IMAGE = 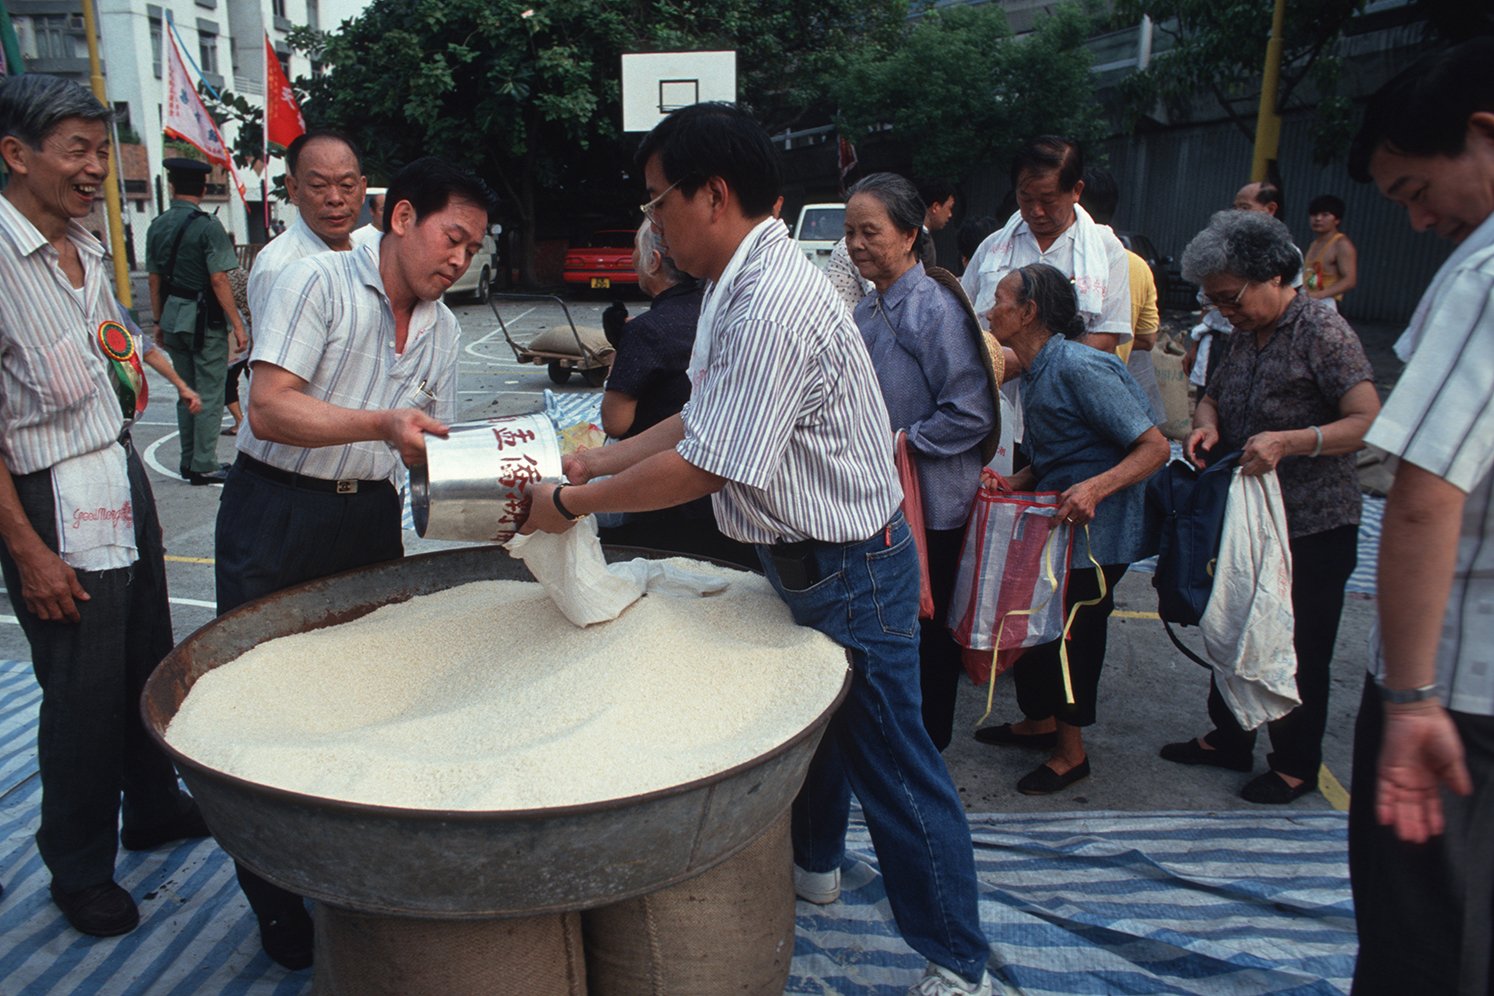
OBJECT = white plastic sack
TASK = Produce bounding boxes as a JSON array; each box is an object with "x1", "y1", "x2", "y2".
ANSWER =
[
  {"x1": 1199, "y1": 469, "x2": 1300, "y2": 730},
  {"x1": 505, "y1": 516, "x2": 729, "y2": 627},
  {"x1": 983, "y1": 393, "x2": 1018, "y2": 478}
]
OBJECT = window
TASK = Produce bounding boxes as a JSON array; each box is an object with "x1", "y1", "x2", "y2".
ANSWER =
[
  {"x1": 272, "y1": 0, "x2": 287, "y2": 17},
  {"x1": 32, "y1": 16, "x2": 72, "y2": 60},
  {"x1": 150, "y1": 15, "x2": 162, "y2": 78},
  {"x1": 307, "y1": 0, "x2": 320, "y2": 30},
  {"x1": 199, "y1": 31, "x2": 218, "y2": 75}
]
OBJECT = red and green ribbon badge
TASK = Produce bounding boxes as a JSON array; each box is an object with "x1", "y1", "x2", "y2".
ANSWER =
[{"x1": 96, "y1": 320, "x2": 147, "y2": 420}]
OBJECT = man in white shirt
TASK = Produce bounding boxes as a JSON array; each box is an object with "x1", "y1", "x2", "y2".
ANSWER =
[
  {"x1": 522, "y1": 103, "x2": 997, "y2": 996},
  {"x1": 351, "y1": 187, "x2": 386, "y2": 249},
  {"x1": 1344, "y1": 36, "x2": 1494, "y2": 994},
  {"x1": 214, "y1": 156, "x2": 494, "y2": 970},
  {"x1": 0, "y1": 73, "x2": 207, "y2": 941},
  {"x1": 247, "y1": 130, "x2": 366, "y2": 318}
]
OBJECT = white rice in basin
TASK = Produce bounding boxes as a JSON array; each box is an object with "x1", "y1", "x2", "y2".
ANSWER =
[{"x1": 166, "y1": 562, "x2": 847, "y2": 811}]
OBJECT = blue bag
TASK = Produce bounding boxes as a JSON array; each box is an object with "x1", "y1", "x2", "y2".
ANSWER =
[{"x1": 1147, "y1": 450, "x2": 1243, "y2": 629}]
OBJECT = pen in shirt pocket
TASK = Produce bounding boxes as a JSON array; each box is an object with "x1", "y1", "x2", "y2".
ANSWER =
[{"x1": 409, "y1": 378, "x2": 438, "y2": 409}]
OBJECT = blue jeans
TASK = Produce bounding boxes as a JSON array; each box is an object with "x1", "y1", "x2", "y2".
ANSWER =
[{"x1": 757, "y1": 511, "x2": 990, "y2": 981}]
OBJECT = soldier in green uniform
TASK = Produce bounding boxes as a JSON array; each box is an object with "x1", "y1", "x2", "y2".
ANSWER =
[{"x1": 145, "y1": 158, "x2": 246, "y2": 485}]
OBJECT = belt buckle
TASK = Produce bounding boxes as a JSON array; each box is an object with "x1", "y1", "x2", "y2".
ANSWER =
[{"x1": 336, "y1": 479, "x2": 358, "y2": 494}]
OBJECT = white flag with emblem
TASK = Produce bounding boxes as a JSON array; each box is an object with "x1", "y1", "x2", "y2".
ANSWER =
[{"x1": 162, "y1": 30, "x2": 246, "y2": 201}]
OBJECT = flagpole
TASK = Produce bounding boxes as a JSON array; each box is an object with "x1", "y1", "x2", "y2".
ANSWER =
[
  {"x1": 80, "y1": 0, "x2": 132, "y2": 307},
  {"x1": 262, "y1": 33, "x2": 270, "y2": 237}
]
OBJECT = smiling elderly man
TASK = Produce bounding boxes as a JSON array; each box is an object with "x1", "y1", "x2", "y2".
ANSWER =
[
  {"x1": 0, "y1": 74, "x2": 208, "y2": 939},
  {"x1": 214, "y1": 156, "x2": 496, "y2": 970},
  {"x1": 247, "y1": 130, "x2": 366, "y2": 318}
]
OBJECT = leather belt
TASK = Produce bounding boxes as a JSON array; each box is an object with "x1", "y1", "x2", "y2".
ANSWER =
[{"x1": 235, "y1": 454, "x2": 389, "y2": 496}]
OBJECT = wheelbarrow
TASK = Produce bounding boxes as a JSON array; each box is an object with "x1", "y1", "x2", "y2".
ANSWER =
[{"x1": 489, "y1": 293, "x2": 614, "y2": 387}]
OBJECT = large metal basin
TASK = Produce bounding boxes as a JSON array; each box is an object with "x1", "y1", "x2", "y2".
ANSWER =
[{"x1": 142, "y1": 545, "x2": 849, "y2": 919}]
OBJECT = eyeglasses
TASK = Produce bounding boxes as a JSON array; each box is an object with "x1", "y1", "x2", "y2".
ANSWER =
[
  {"x1": 639, "y1": 177, "x2": 686, "y2": 222},
  {"x1": 1202, "y1": 281, "x2": 1253, "y2": 311}
]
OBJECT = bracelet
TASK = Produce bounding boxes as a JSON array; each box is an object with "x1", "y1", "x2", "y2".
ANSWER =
[
  {"x1": 1308, "y1": 425, "x2": 1323, "y2": 459},
  {"x1": 551, "y1": 484, "x2": 580, "y2": 521},
  {"x1": 1376, "y1": 681, "x2": 1439, "y2": 705}
]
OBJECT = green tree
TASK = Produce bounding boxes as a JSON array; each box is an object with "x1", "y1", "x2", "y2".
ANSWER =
[
  {"x1": 297, "y1": 0, "x2": 904, "y2": 284},
  {"x1": 834, "y1": 4, "x2": 1105, "y2": 184},
  {"x1": 1114, "y1": 0, "x2": 1366, "y2": 164}
]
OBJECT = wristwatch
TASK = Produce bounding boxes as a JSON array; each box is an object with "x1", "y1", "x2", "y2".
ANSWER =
[
  {"x1": 551, "y1": 484, "x2": 580, "y2": 521},
  {"x1": 1376, "y1": 680, "x2": 1439, "y2": 704}
]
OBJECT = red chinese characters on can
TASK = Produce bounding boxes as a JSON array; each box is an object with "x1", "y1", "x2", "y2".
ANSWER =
[{"x1": 492, "y1": 426, "x2": 538, "y2": 451}]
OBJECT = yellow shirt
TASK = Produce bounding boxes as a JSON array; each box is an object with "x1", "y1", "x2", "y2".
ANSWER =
[{"x1": 1120, "y1": 251, "x2": 1158, "y2": 364}]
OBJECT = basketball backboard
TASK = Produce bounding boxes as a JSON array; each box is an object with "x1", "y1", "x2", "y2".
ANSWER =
[{"x1": 621, "y1": 51, "x2": 737, "y2": 133}]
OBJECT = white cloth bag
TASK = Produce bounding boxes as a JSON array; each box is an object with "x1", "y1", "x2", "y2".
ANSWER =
[
  {"x1": 505, "y1": 516, "x2": 729, "y2": 627},
  {"x1": 1199, "y1": 469, "x2": 1300, "y2": 730}
]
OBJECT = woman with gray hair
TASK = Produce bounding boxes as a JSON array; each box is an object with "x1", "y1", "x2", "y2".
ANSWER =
[
  {"x1": 974, "y1": 263, "x2": 1168, "y2": 794},
  {"x1": 1159, "y1": 210, "x2": 1381, "y2": 804},
  {"x1": 842, "y1": 172, "x2": 999, "y2": 752}
]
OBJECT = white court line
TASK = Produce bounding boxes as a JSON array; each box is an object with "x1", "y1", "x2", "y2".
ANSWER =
[
  {"x1": 0, "y1": 589, "x2": 215, "y2": 627},
  {"x1": 463, "y1": 305, "x2": 535, "y2": 359}
]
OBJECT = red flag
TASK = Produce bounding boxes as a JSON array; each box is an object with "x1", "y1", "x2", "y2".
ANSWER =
[{"x1": 264, "y1": 35, "x2": 305, "y2": 149}]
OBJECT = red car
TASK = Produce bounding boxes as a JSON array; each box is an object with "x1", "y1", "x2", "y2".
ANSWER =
[{"x1": 562, "y1": 229, "x2": 639, "y2": 291}]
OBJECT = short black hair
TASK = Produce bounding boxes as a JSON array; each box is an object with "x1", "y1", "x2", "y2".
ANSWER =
[
  {"x1": 958, "y1": 215, "x2": 998, "y2": 265},
  {"x1": 1010, "y1": 136, "x2": 1083, "y2": 192},
  {"x1": 384, "y1": 156, "x2": 498, "y2": 230},
  {"x1": 634, "y1": 102, "x2": 782, "y2": 218},
  {"x1": 170, "y1": 172, "x2": 206, "y2": 197},
  {"x1": 1251, "y1": 182, "x2": 1284, "y2": 215},
  {"x1": 914, "y1": 177, "x2": 955, "y2": 209},
  {"x1": 1078, "y1": 168, "x2": 1119, "y2": 224},
  {"x1": 0, "y1": 74, "x2": 111, "y2": 149},
  {"x1": 1308, "y1": 194, "x2": 1345, "y2": 220},
  {"x1": 1348, "y1": 37, "x2": 1494, "y2": 183},
  {"x1": 285, "y1": 129, "x2": 363, "y2": 177}
]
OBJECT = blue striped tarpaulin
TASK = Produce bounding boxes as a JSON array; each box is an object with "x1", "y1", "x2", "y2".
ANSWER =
[{"x1": 0, "y1": 659, "x2": 1357, "y2": 993}]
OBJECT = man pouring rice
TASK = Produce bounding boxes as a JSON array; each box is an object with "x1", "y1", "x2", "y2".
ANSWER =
[{"x1": 521, "y1": 103, "x2": 998, "y2": 996}]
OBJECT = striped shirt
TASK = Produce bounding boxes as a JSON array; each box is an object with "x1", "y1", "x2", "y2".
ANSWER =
[
  {"x1": 248, "y1": 214, "x2": 338, "y2": 321},
  {"x1": 1366, "y1": 223, "x2": 1494, "y2": 717},
  {"x1": 678, "y1": 220, "x2": 901, "y2": 545},
  {"x1": 0, "y1": 195, "x2": 125, "y2": 475},
  {"x1": 239, "y1": 241, "x2": 459, "y2": 482}
]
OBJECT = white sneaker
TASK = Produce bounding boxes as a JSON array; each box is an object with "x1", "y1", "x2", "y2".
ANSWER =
[
  {"x1": 792, "y1": 864, "x2": 840, "y2": 904},
  {"x1": 908, "y1": 962, "x2": 997, "y2": 996}
]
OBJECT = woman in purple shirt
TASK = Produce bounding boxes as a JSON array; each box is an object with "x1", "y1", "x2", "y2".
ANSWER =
[{"x1": 845, "y1": 172, "x2": 998, "y2": 751}]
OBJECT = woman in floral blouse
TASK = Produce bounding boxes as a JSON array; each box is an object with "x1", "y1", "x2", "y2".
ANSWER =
[{"x1": 1160, "y1": 210, "x2": 1381, "y2": 804}]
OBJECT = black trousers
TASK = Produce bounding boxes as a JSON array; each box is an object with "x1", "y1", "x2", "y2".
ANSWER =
[
  {"x1": 0, "y1": 443, "x2": 190, "y2": 891},
  {"x1": 1203, "y1": 524, "x2": 1357, "y2": 782},
  {"x1": 918, "y1": 526, "x2": 967, "y2": 752},
  {"x1": 214, "y1": 458, "x2": 404, "y2": 919},
  {"x1": 1013, "y1": 563, "x2": 1129, "y2": 728},
  {"x1": 1349, "y1": 679, "x2": 1494, "y2": 995}
]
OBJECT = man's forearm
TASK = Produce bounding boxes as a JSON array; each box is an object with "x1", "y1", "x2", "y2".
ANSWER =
[
  {"x1": 583, "y1": 414, "x2": 685, "y2": 478},
  {"x1": 1377, "y1": 462, "x2": 1465, "y2": 691},
  {"x1": 209, "y1": 271, "x2": 245, "y2": 333},
  {"x1": 564, "y1": 449, "x2": 723, "y2": 516},
  {"x1": 249, "y1": 384, "x2": 391, "y2": 449},
  {"x1": 0, "y1": 460, "x2": 46, "y2": 561}
]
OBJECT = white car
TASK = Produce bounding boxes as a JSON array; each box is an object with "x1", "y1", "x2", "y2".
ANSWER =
[{"x1": 793, "y1": 203, "x2": 845, "y2": 271}]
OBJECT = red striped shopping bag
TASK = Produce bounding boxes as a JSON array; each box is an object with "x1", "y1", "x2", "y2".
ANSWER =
[{"x1": 948, "y1": 472, "x2": 1074, "y2": 721}]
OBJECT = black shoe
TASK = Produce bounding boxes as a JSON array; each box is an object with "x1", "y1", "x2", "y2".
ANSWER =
[
  {"x1": 1240, "y1": 771, "x2": 1316, "y2": 805},
  {"x1": 1159, "y1": 737, "x2": 1254, "y2": 772},
  {"x1": 121, "y1": 800, "x2": 212, "y2": 851},
  {"x1": 259, "y1": 906, "x2": 314, "y2": 970},
  {"x1": 973, "y1": 723, "x2": 1058, "y2": 749},
  {"x1": 50, "y1": 880, "x2": 139, "y2": 937},
  {"x1": 1016, "y1": 758, "x2": 1091, "y2": 796},
  {"x1": 186, "y1": 468, "x2": 229, "y2": 486}
]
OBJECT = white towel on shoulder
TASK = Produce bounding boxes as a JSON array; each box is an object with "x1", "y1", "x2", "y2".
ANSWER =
[{"x1": 982, "y1": 203, "x2": 1112, "y2": 323}]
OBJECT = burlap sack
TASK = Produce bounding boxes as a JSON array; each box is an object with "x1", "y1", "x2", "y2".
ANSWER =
[
  {"x1": 1153, "y1": 335, "x2": 1194, "y2": 441},
  {"x1": 312, "y1": 906, "x2": 587, "y2": 996},
  {"x1": 582, "y1": 810, "x2": 794, "y2": 995},
  {"x1": 528, "y1": 325, "x2": 613, "y2": 360}
]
